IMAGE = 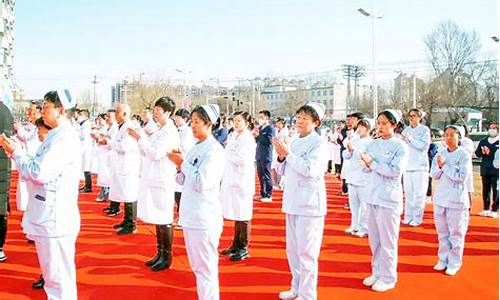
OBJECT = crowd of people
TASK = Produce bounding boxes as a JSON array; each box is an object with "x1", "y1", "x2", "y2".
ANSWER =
[{"x1": 0, "y1": 90, "x2": 498, "y2": 300}]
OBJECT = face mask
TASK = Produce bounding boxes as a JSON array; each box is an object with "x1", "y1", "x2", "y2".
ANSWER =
[
  {"x1": 488, "y1": 129, "x2": 498, "y2": 137},
  {"x1": 258, "y1": 119, "x2": 265, "y2": 126}
]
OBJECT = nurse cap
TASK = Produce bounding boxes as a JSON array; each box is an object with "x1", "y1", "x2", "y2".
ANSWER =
[
  {"x1": 381, "y1": 109, "x2": 402, "y2": 124},
  {"x1": 306, "y1": 102, "x2": 326, "y2": 120},
  {"x1": 200, "y1": 104, "x2": 220, "y2": 124},
  {"x1": 56, "y1": 89, "x2": 76, "y2": 110}
]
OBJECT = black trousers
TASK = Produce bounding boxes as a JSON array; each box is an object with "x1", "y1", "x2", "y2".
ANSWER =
[
  {"x1": 0, "y1": 202, "x2": 9, "y2": 248},
  {"x1": 426, "y1": 176, "x2": 433, "y2": 197},
  {"x1": 482, "y1": 175, "x2": 499, "y2": 212},
  {"x1": 256, "y1": 159, "x2": 272, "y2": 198}
]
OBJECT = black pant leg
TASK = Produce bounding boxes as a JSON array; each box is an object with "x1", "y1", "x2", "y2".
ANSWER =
[
  {"x1": 482, "y1": 176, "x2": 493, "y2": 210},
  {"x1": 0, "y1": 215, "x2": 6, "y2": 248},
  {"x1": 491, "y1": 176, "x2": 499, "y2": 212},
  {"x1": 262, "y1": 161, "x2": 273, "y2": 198}
]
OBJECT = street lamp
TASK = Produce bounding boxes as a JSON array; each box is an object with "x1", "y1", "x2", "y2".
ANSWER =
[{"x1": 357, "y1": 3, "x2": 383, "y2": 118}]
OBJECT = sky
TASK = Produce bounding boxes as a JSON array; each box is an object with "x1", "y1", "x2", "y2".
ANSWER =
[{"x1": 13, "y1": 0, "x2": 499, "y2": 105}]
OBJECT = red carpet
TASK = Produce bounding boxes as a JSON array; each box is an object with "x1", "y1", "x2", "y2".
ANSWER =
[{"x1": 0, "y1": 172, "x2": 498, "y2": 299}]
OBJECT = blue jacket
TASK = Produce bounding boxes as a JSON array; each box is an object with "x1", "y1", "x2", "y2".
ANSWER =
[
  {"x1": 475, "y1": 138, "x2": 499, "y2": 176},
  {"x1": 255, "y1": 124, "x2": 275, "y2": 162}
]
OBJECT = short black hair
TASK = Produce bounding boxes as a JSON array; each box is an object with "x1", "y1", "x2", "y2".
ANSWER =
[
  {"x1": 43, "y1": 91, "x2": 64, "y2": 108},
  {"x1": 30, "y1": 100, "x2": 42, "y2": 111},
  {"x1": 154, "y1": 96, "x2": 176, "y2": 114},
  {"x1": 259, "y1": 110, "x2": 271, "y2": 118},
  {"x1": 174, "y1": 108, "x2": 191, "y2": 120},
  {"x1": 34, "y1": 117, "x2": 52, "y2": 130},
  {"x1": 296, "y1": 105, "x2": 321, "y2": 126},
  {"x1": 276, "y1": 117, "x2": 286, "y2": 125},
  {"x1": 107, "y1": 108, "x2": 116, "y2": 113},
  {"x1": 408, "y1": 108, "x2": 423, "y2": 118},
  {"x1": 350, "y1": 112, "x2": 365, "y2": 120},
  {"x1": 192, "y1": 105, "x2": 214, "y2": 126}
]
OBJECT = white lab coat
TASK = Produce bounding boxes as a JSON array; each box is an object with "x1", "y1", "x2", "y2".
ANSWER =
[
  {"x1": 402, "y1": 124, "x2": 431, "y2": 225},
  {"x1": 272, "y1": 127, "x2": 290, "y2": 169},
  {"x1": 277, "y1": 131, "x2": 329, "y2": 300},
  {"x1": 364, "y1": 136, "x2": 408, "y2": 285},
  {"x1": 430, "y1": 147, "x2": 471, "y2": 271},
  {"x1": 220, "y1": 130, "x2": 256, "y2": 221},
  {"x1": 90, "y1": 124, "x2": 108, "y2": 174},
  {"x1": 342, "y1": 136, "x2": 372, "y2": 233},
  {"x1": 175, "y1": 123, "x2": 196, "y2": 193},
  {"x1": 137, "y1": 120, "x2": 180, "y2": 225},
  {"x1": 12, "y1": 121, "x2": 81, "y2": 300},
  {"x1": 109, "y1": 120, "x2": 141, "y2": 203},
  {"x1": 327, "y1": 131, "x2": 341, "y2": 165},
  {"x1": 96, "y1": 123, "x2": 118, "y2": 188},
  {"x1": 15, "y1": 123, "x2": 41, "y2": 211},
  {"x1": 340, "y1": 129, "x2": 357, "y2": 180},
  {"x1": 79, "y1": 119, "x2": 93, "y2": 172},
  {"x1": 179, "y1": 135, "x2": 225, "y2": 300}
]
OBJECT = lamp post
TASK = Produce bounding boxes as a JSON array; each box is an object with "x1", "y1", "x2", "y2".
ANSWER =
[{"x1": 358, "y1": 3, "x2": 382, "y2": 118}]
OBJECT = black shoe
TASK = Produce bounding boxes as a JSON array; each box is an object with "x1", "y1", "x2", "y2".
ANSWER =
[
  {"x1": 220, "y1": 245, "x2": 237, "y2": 256},
  {"x1": 27, "y1": 239, "x2": 35, "y2": 244},
  {"x1": 32, "y1": 275, "x2": 44, "y2": 289},
  {"x1": 106, "y1": 210, "x2": 120, "y2": 217},
  {"x1": 230, "y1": 248, "x2": 249, "y2": 262},
  {"x1": 150, "y1": 225, "x2": 173, "y2": 271},
  {"x1": 103, "y1": 207, "x2": 111, "y2": 212},
  {"x1": 113, "y1": 221, "x2": 125, "y2": 229},
  {"x1": 150, "y1": 250, "x2": 172, "y2": 271},
  {"x1": 79, "y1": 187, "x2": 92, "y2": 193},
  {"x1": 117, "y1": 226, "x2": 136, "y2": 235}
]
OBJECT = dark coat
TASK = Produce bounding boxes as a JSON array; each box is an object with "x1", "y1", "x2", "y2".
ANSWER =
[{"x1": 0, "y1": 101, "x2": 13, "y2": 214}]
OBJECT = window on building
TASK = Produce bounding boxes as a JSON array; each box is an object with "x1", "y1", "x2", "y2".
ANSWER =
[
  {"x1": 323, "y1": 90, "x2": 327, "y2": 96},
  {"x1": 330, "y1": 89, "x2": 334, "y2": 95}
]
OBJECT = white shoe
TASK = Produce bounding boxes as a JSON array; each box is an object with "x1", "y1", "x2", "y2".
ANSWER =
[
  {"x1": 260, "y1": 197, "x2": 272, "y2": 203},
  {"x1": 354, "y1": 231, "x2": 367, "y2": 238},
  {"x1": 433, "y1": 261, "x2": 447, "y2": 271},
  {"x1": 478, "y1": 210, "x2": 492, "y2": 217},
  {"x1": 401, "y1": 219, "x2": 410, "y2": 225},
  {"x1": 372, "y1": 280, "x2": 395, "y2": 292},
  {"x1": 344, "y1": 227, "x2": 356, "y2": 234},
  {"x1": 0, "y1": 250, "x2": 6, "y2": 262},
  {"x1": 445, "y1": 267, "x2": 460, "y2": 276},
  {"x1": 278, "y1": 290, "x2": 297, "y2": 300},
  {"x1": 489, "y1": 211, "x2": 498, "y2": 219},
  {"x1": 409, "y1": 221, "x2": 420, "y2": 227},
  {"x1": 425, "y1": 196, "x2": 433, "y2": 205},
  {"x1": 362, "y1": 274, "x2": 378, "y2": 286}
]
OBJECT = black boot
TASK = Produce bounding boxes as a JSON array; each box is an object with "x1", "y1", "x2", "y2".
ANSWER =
[
  {"x1": 79, "y1": 172, "x2": 92, "y2": 192},
  {"x1": 151, "y1": 224, "x2": 173, "y2": 271},
  {"x1": 117, "y1": 202, "x2": 137, "y2": 235},
  {"x1": 221, "y1": 221, "x2": 239, "y2": 256},
  {"x1": 145, "y1": 225, "x2": 162, "y2": 267},
  {"x1": 113, "y1": 220, "x2": 126, "y2": 230},
  {"x1": 32, "y1": 275, "x2": 44, "y2": 289},
  {"x1": 230, "y1": 221, "x2": 250, "y2": 261}
]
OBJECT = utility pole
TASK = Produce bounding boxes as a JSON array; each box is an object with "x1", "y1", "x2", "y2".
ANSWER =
[
  {"x1": 342, "y1": 65, "x2": 352, "y2": 114},
  {"x1": 352, "y1": 66, "x2": 365, "y2": 112},
  {"x1": 91, "y1": 75, "x2": 98, "y2": 117}
]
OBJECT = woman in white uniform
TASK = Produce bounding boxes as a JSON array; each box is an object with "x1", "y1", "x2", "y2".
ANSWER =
[
  {"x1": 95, "y1": 109, "x2": 118, "y2": 203},
  {"x1": 220, "y1": 111, "x2": 256, "y2": 261},
  {"x1": 168, "y1": 104, "x2": 225, "y2": 300},
  {"x1": 401, "y1": 108, "x2": 431, "y2": 227},
  {"x1": 0, "y1": 90, "x2": 81, "y2": 300},
  {"x1": 342, "y1": 119, "x2": 372, "y2": 238},
  {"x1": 458, "y1": 125, "x2": 475, "y2": 208},
  {"x1": 129, "y1": 97, "x2": 180, "y2": 272},
  {"x1": 430, "y1": 125, "x2": 472, "y2": 276},
  {"x1": 359, "y1": 109, "x2": 408, "y2": 292},
  {"x1": 272, "y1": 102, "x2": 329, "y2": 300}
]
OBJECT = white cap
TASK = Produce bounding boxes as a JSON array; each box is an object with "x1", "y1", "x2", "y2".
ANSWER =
[
  {"x1": 383, "y1": 109, "x2": 402, "y2": 124},
  {"x1": 56, "y1": 89, "x2": 75, "y2": 110},
  {"x1": 200, "y1": 104, "x2": 220, "y2": 124},
  {"x1": 306, "y1": 102, "x2": 326, "y2": 120}
]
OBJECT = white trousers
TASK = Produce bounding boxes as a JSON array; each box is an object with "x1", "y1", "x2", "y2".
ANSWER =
[
  {"x1": 434, "y1": 205, "x2": 469, "y2": 270},
  {"x1": 403, "y1": 171, "x2": 429, "y2": 224},
  {"x1": 183, "y1": 228, "x2": 222, "y2": 300},
  {"x1": 33, "y1": 235, "x2": 78, "y2": 300},
  {"x1": 285, "y1": 214, "x2": 325, "y2": 300},
  {"x1": 348, "y1": 184, "x2": 368, "y2": 234},
  {"x1": 367, "y1": 204, "x2": 400, "y2": 284}
]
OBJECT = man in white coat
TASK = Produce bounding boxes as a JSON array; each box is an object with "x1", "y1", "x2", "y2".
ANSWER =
[
  {"x1": 77, "y1": 109, "x2": 93, "y2": 193},
  {"x1": 401, "y1": 108, "x2": 430, "y2": 227},
  {"x1": 0, "y1": 89, "x2": 81, "y2": 300},
  {"x1": 108, "y1": 104, "x2": 141, "y2": 235},
  {"x1": 273, "y1": 102, "x2": 329, "y2": 300},
  {"x1": 95, "y1": 109, "x2": 118, "y2": 203},
  {"x1": 129, "y1": 97, "x2": 179, "y2": 271}
]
